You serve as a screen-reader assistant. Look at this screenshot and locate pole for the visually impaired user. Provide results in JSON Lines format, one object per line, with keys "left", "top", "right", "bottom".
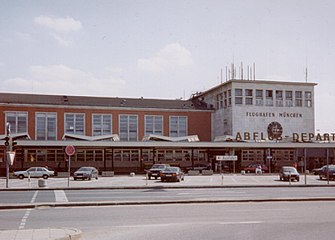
{"left": 68, "top": 155, "right": 71, "bottom": 188}
{"left": 6, "top": 151, "right": 9, "bottom": 188}
{"left": 326, "top": 148, "right": 329, "bottom": 185}
{"left": 5, "top": 122, "right": 11, "bottom": 189}
{"left": 304, "top": 148, "right": 307, "bottom": 185}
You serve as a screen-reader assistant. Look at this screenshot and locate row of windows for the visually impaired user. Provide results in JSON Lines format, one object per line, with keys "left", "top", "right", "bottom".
{"left": 12, "top": 148, "right": 207, "bottom": 163}
{"left": 5, "top": 112, "right": 188, "bottom": 141}
{"left": 216, "top": 89, "right": 313, "bottom": 108}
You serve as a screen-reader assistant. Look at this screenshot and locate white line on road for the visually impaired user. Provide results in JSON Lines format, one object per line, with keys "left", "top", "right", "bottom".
{"left": 19, "top": 191, "right": 38, "bottom": 229}
{"left": 219, "top": 221, "right": 263, "bottom": 225}
{"left": 54, "top": 190, "right": 69, "bottom": 202}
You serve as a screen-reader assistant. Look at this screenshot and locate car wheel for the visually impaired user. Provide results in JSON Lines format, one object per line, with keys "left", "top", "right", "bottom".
{"left": 96, "top": 177, "right": 98, "bottom": 180}
{"left": 19, "top": 174, "right": 24, "bottom": 179}
{"left": 296, "top": 178, "right": 300, "bottom": 182}
{"left": 74, "top": 178, "right": 77, "bottom": 181}
{"left": 155, "top": 176, "right": 158, "bottom": 180}
{"left": 319, "top": 176, "right": 323, "bottom": 180}
{"left": 43, "top": 175, "right": 48, "bottom": 179}
{"left": 88, "top": 177, "right": 91, "bottom": 180}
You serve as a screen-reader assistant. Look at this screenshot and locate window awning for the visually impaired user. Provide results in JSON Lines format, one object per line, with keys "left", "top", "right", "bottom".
{"left": 142, "top": 134, "right": 199, "bottom": 142}
{"left": 62, "top": 133, "right": 120, "bottom": 141}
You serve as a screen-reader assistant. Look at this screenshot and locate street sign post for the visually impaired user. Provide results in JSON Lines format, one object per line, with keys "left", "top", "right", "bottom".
{"left": 65, "top": 145, "right": 75, "bottom": 187}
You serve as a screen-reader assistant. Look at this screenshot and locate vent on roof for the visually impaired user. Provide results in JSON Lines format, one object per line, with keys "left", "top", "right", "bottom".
{"left": 120, "top": 99, "right": 126, "bottom": 106}
{"left": 63, "top": 96, "right": 69, "bottom": 103}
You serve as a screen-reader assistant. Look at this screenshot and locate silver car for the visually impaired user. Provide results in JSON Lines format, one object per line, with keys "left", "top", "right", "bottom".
{"left": 73, "top": 167, "right": 99, "bottom": 180}
{"left": 14, "top": 167, "right": 54, "bottom": 179}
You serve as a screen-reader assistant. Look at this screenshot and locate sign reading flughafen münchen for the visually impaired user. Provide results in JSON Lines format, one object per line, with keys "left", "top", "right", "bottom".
{"left": 246, "top": 111, "right": 303, "bottom": 118}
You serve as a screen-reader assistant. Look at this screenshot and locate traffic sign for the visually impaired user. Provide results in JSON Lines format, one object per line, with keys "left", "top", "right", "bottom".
{"left": 65, "top": 145, "right": 75, "bottom": 156}
{"left": 7, "top": 151, "right": 15, "bottom": 165}
{"left": 216, "top": 155, "right": 238, "bottom": 161}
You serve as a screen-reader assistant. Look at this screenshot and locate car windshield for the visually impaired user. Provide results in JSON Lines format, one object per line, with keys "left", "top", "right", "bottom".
{"left": 283, "top": 167, "right": 297, "bottom": 173}
{"left": 78, "top": 167, "right": 91, "bottom": 171}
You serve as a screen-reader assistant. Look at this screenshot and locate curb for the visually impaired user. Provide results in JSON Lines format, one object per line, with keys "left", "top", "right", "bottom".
{"left": 1, "top": 184, "right": 335, "bottom": 192}
{"left": 0, "top": 228, "right": 82, "bottom": 240}
{"left": 1, "top": 197, "right": 335, "bottom": 210}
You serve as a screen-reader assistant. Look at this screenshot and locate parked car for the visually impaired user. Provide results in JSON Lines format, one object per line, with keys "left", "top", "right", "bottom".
{"left": 14, "top": 167, "right": 54, "bottom": 179}
{"left": 146, "top": 164, "right": 170, "bottom": 179}
{"left": 318, "top": 165, "right": 335, "bottom": 180}
{"left": 244, "top": 164, "right": 268, "bottom": 173}
{"left": 186, "top": 164, "right": 211, "bottom": 173}
{"left": 279, "top": 166, "right": 300, "bottom": 181}
{"left": 160, "top": 167, "right": 185, "bottom": 182}
{"left": 312, "top": 165, "right": 335, "bottom": 175}
{"left": 73, "top": 167, "right": 99, "bottom": 180}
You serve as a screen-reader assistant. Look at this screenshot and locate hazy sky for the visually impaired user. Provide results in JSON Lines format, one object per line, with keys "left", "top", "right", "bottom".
{"left": 1, "top": 0, "right": 334, "bottom": 132}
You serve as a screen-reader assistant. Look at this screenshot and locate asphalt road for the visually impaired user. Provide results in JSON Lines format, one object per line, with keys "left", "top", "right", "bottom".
{"left": 1, "top": 187, "right": 335, "bottom": 208}
{"left": 1, "top": 201, "right": 335, "bottom": 240}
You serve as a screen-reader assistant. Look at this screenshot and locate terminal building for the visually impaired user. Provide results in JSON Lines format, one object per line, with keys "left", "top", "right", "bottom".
{"left": 1, "top": 79, "right": 334, "bottom": 175}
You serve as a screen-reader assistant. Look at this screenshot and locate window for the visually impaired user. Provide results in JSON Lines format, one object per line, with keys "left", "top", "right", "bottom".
{"left": 265, "top": 90, "right": 273, "bottom": 106}
{"left": 276, "top": 90, "right": 283, "bottom": 107}
{"left": 224, "top": 91, "right": 227, "bottom": 107}
{"left": 145, "top": 115, "right": 163, "bottom": 136}
{"left": 285, "top": 91, "right": 293, "bottom": 107}
{"left": 305, "top": 91, "right": 312, "bottom": 107}
{"left": 92, "top": 114, "right": 112, "bottom": 136}
{"left": 169, "top": 116, "right": 187, "bottom": 137}
{"left": 36, "top": 113, "right": 57, "bottom": 140}
{"left": 216, "top": 93, "right": 224, "bottom": 109}
{"left": 235, "top": 88, "right": 243, "bottom": 105}
{"left": 295, "top": 91, "right": 302, "bottom": 107}
{"left": 65, "top": 113, "right": 85, "bottom": 135}
{"left": 245, "top": 89, "right": 253, "bottom": 105}
{"left": 255, "top": 90, "right": 263, "bottom": 106}
{"left": 5, "top": 112, "right": 28, "bottom": 134}
{"left": 228, "top": 90, "right": 232, "bottom": 106}
{"left": 119, "top": 115, "right": 138, "bottom": 141}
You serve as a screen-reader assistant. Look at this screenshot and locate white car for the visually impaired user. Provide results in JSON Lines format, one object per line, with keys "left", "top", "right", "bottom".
{"left": 14, "top": 167, "right": 54, "bottom": 179}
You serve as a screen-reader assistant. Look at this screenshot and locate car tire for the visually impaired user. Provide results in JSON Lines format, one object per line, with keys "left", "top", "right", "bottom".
{"left": 155, "top": 177, "right": 158, "bottom": 180}
{"left": 19, "top": 175, "right": 24, "bottom": 180}
{"left": 88, "top": 177, "right": 91, "bottom": 180}
{"left": 74, "top": 178, "right": 77, "bottom": 181}
{"left": 43, "top": 175, "right": 48, "bottom": 179}
{"left": 96, "top": 177, "right": 98, "bottom": 180}
{"left": 296, "top": 178, "right": 300, "bottom": 182}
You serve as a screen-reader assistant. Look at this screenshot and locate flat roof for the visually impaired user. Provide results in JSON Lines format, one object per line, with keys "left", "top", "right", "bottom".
{"left": 0, "top": 92, "right": 213, "bottom": 111}
{"left": 192, "top": 79, "right": 318, "bottom": 98}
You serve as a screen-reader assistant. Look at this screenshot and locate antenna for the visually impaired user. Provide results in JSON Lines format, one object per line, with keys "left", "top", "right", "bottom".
{"left": 305, "top": 67, "right": 308, "bottom": 83}
{"left": 220, "top": 68, "right": 223, "bottom": 84}
{"left": 253, "top": 62, "right": 256, "bottom": 80}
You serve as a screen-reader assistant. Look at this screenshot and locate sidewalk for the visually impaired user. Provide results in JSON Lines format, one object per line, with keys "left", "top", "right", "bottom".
{"left": 1, "top": 173, "right": 334, "bottom": 190}
{"left": 0, "top": 228, "right": 82, "bottom": 240}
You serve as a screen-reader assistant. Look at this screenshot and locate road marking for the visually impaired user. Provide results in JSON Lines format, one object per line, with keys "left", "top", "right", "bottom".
{"left": 19, "top": 191, "right": 38, "bottom": 229}
{"left": 219, "top": 221, "right": 263, "bottom": 225}
{"left": 30, "top": 190, "right": 38, "bottom": 203}
{"left": 54, "top": 190, "right": 68, "bottom": 202}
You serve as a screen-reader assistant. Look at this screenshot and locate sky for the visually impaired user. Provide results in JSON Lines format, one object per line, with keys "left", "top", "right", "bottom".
{"left": 1, "top": 0, "right": 335, "bottom": 133}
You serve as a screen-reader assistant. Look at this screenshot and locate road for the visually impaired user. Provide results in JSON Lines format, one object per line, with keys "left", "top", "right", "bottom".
{"left": 1, "top": 201, "right": 334, "bottom": 240}
{"left": 1, "top": 187, "right": 335, "bottom": 208}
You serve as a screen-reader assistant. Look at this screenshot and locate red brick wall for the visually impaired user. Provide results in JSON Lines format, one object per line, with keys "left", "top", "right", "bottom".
{"left": 1, "top": 105, "right": 212, "bottom": 141}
